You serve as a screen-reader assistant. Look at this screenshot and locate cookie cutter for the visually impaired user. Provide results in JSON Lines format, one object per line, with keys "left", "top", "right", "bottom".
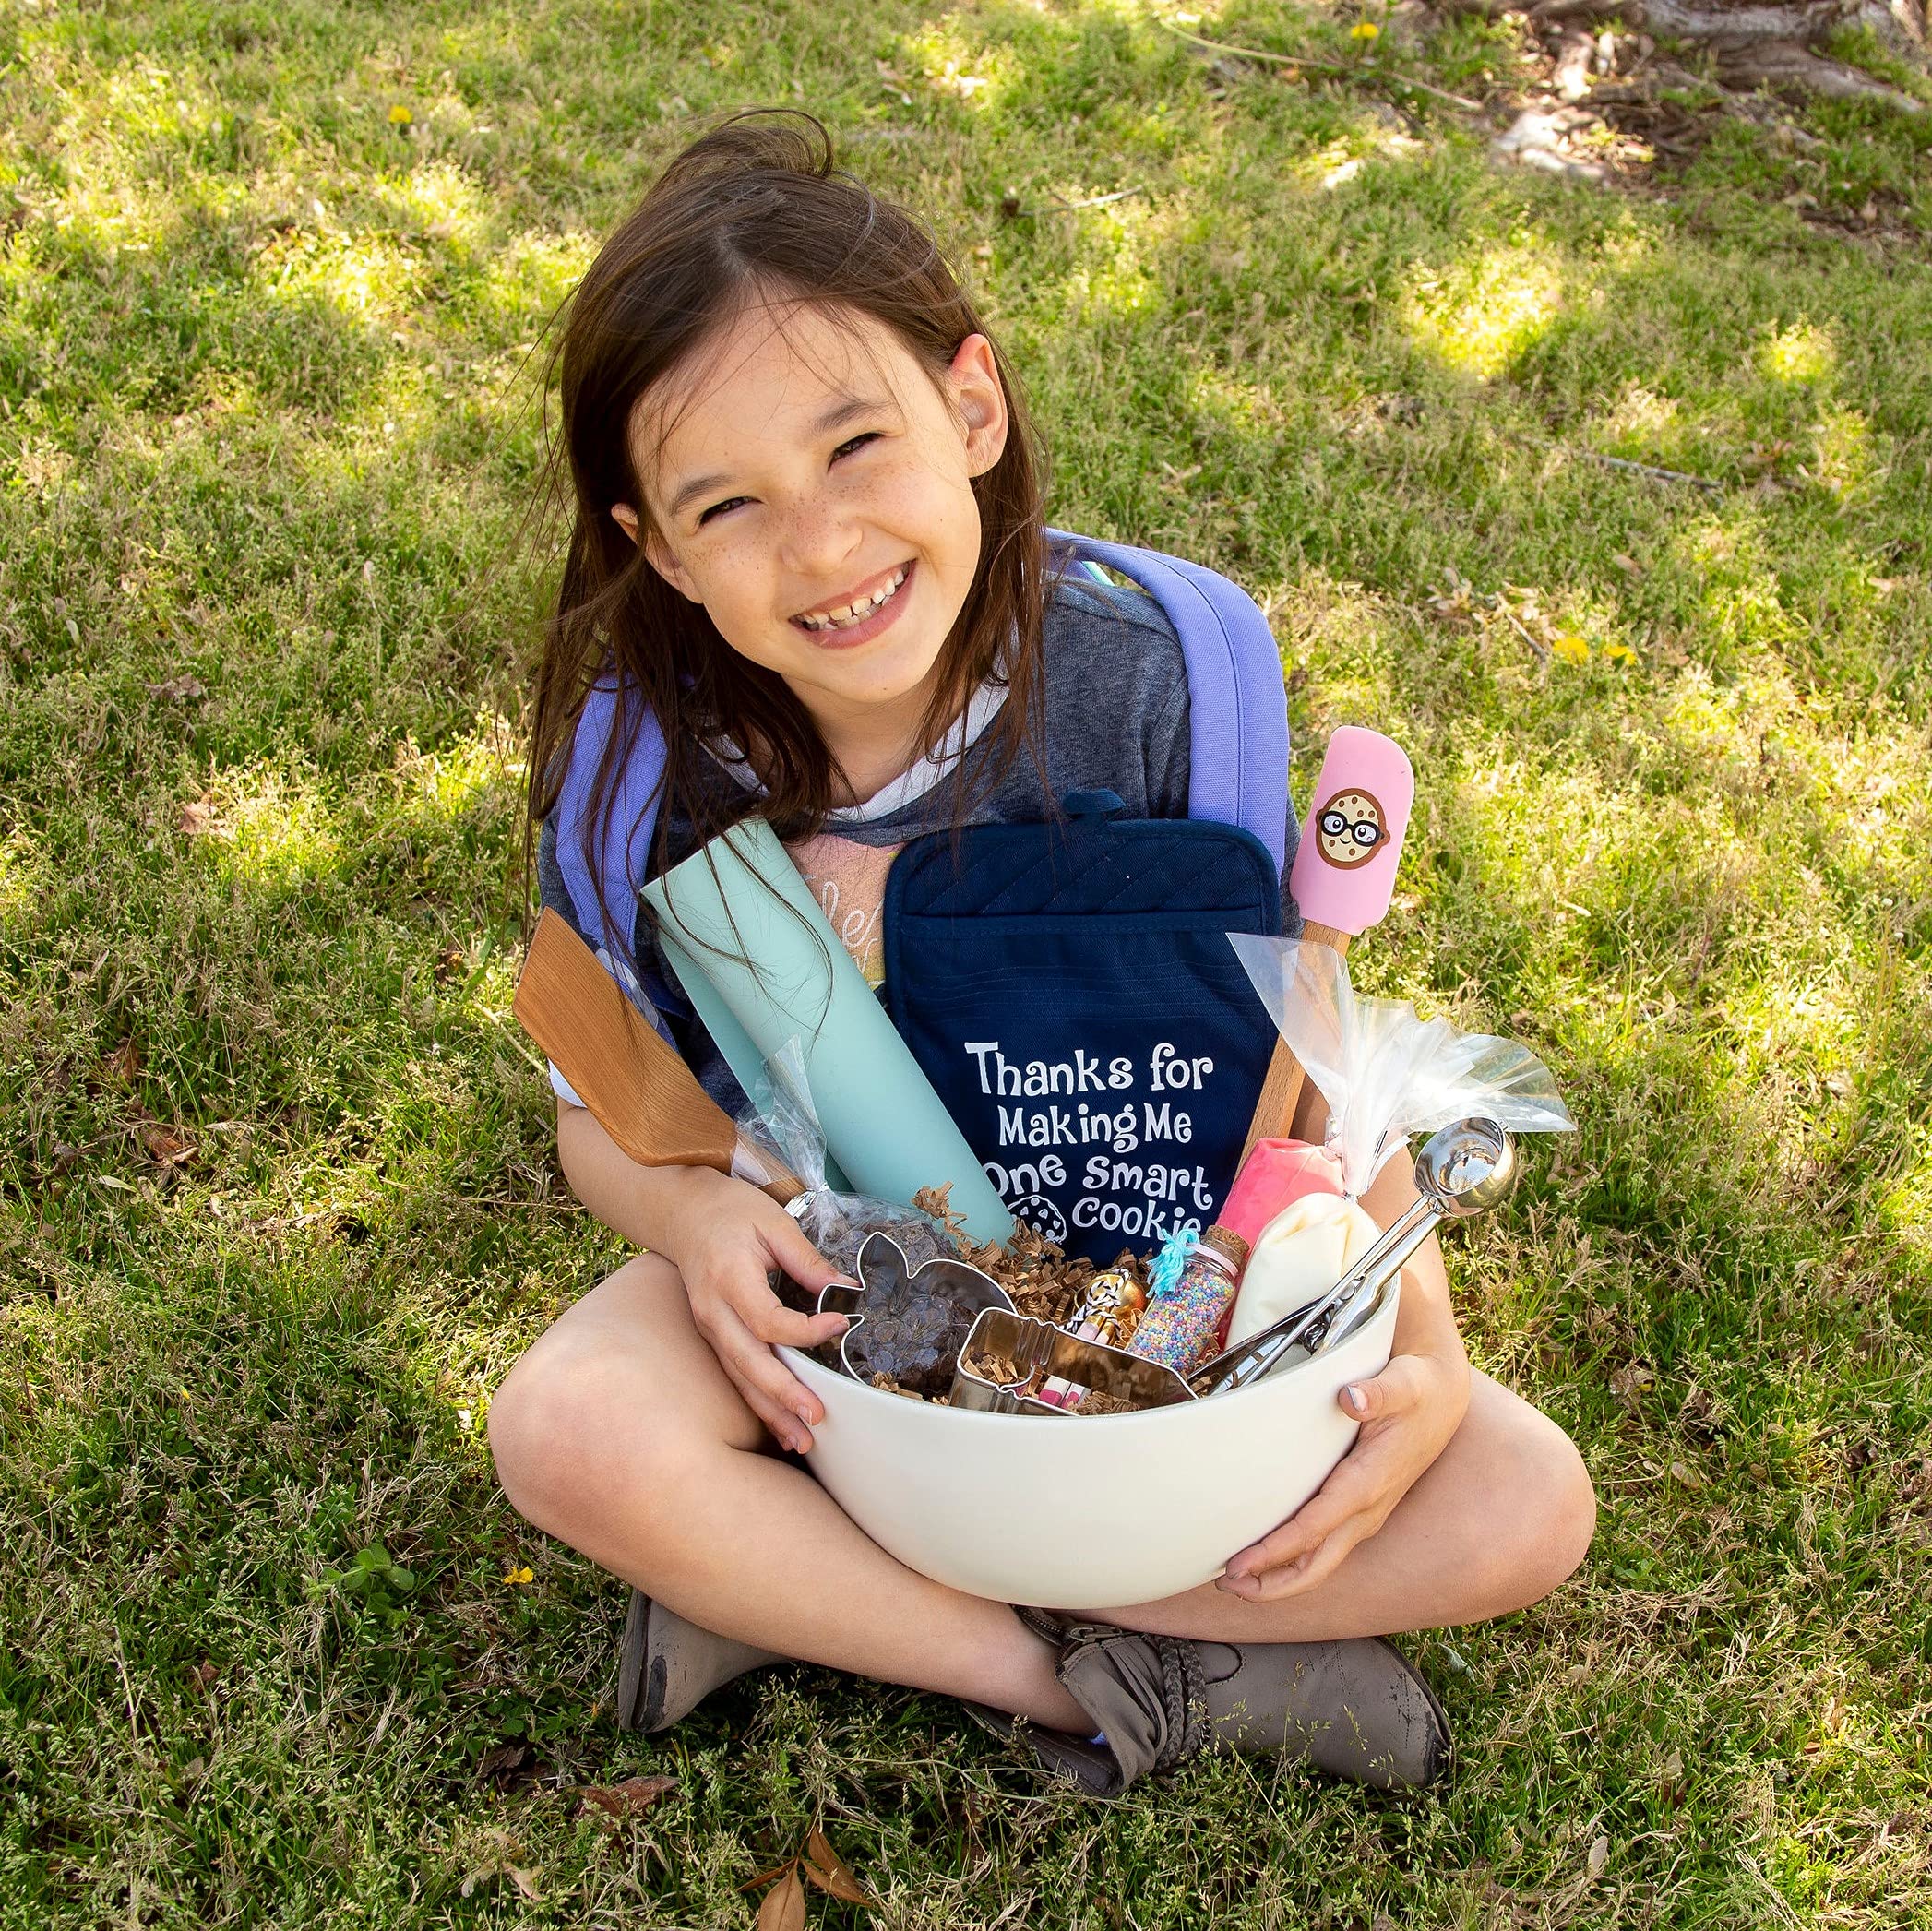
{"left": 949, "top": 1308, "right": 1198, "bottom": 1416}
{"left": 817, "top": 1231, "right": 1016, "bottom": 1396}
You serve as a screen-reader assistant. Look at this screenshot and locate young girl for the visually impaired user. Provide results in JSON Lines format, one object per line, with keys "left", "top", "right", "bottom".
{"left": 491, "top": 113, "right": 1595, "bottom": 1797}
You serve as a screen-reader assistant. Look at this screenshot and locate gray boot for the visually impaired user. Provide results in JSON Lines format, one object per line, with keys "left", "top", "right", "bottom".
{"left": 615, "top": 1589, "right": 787, "bottom": 1733}
{"left": 965, "top": 1608, "right": 1451, "bottom": 1795}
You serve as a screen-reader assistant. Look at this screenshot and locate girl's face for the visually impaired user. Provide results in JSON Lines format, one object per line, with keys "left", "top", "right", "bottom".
{"left": 614, "top": 301, "right": 1009, "bottom": 756}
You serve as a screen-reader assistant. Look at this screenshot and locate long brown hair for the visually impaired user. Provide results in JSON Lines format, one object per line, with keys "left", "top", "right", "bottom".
{"left": 525, "top": 110, "right": 1049, "bottom": 976}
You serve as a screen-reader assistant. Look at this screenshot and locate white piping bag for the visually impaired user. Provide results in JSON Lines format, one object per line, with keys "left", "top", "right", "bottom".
{"left": 1226, "top": 936, "right": 1574, "bottom": 1197}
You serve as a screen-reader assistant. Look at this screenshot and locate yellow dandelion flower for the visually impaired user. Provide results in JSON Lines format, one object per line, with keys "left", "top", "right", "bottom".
{"left": 1350, "top": 21, "right": 1382, "bottom": 42}
{"left": 1604, "top": 641, "right": 1639, "bottom": 665}
{"left": 388, "top": 103, "right": 414, "bottom": 125}
{"left": 501, "top": 1565, "right": 534, "bottom": 1585}
{"left": 1549, "top": 633, "right": 1591, "bottom": 665}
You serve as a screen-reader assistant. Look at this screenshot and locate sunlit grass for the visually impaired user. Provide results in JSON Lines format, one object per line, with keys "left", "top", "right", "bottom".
{"left": 204, "top": 766, "right": 347, "bottom": 888}
{"left": 472, "top": 227, "right": 594, "bottom": 328}
{"left": 0, "top": 828, "right": 46, "bottom": 933}
{"left": 1880, "top": 1157, "right": 1932, "bottom": 1265}
{"left": 1402, "top": 242, "right": 1565, "bottom": 381}
{"left": 1809, "top": 405, "right": 1883, "bottom": 500}
{"left": 391, "top": 710, "right": 526, "bottom": 836}
{"left": 248, "top": 224, "right": 432, "bottom": 323}
{"left": 364, "top": 158, "right": 494, "bottom": 249}
{"left": 1598, "top": 379, "right": 1680, "bottom": 446}
{"left": 1759, "top": 317, "right": 1838, "bottom": 386}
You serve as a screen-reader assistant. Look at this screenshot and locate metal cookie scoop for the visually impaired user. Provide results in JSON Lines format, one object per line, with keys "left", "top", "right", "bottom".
{"left": 1194, "top": 1117, "right": 1519, "bottom": 1396}
{"left": 817, "top": 1232, "right": 1017, "bottom": 1397}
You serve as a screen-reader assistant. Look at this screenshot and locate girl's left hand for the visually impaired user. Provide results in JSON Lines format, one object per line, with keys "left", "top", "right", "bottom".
{"left": 1216, "top": 1351, "right": 1469, "bottom": 1603}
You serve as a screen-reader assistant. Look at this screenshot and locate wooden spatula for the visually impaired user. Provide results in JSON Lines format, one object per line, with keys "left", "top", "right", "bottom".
{"left": 513, "top": 908, "right": 805, "bottom": 1203}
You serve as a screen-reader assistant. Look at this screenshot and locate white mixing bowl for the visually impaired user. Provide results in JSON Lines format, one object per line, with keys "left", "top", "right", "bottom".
{"left": 781, "top": 1282, "right": 1399, "bottom": 1611}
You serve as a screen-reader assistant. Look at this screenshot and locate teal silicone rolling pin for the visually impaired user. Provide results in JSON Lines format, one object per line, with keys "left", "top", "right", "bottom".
{"left": 653, "top": 925, "right": 853, "bottom": 1197}
{"left": 642, "top": 820, "right": 1016, "bottom": 1246}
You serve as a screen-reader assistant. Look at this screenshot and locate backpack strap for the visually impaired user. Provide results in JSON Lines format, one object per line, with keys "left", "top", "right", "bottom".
{"left": 553, "top": 676, "right": 674, "bottom": 1039}
{"left": 1045, "top": 528, "right": 1291, "bottom": 876}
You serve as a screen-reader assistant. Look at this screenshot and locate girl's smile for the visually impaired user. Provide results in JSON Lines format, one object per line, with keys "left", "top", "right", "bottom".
{"left": 609, "top": 300, "right": 1009, "bottom": 788}
{"left": 791, "top": 557, "right": 914, "bottom": 640}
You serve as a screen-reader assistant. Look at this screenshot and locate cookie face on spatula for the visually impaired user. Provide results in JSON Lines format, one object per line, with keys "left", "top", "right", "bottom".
{"left": 817, "top": 1233, "right": 1017, "bottom": 1397}
{"left": 1289, "top": 726, "right": 1414, "bottom": 941}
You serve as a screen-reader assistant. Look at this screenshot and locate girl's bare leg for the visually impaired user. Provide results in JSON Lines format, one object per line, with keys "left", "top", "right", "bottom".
{"left": 1093, "top": 1369, "right": 1596, "bottom": 1641}
{"left": 488, "top": 1252, "right": 1091, "bottom": 1733}
{"left": 490, "top": 1258, "right": 1592, "bottom": 1723}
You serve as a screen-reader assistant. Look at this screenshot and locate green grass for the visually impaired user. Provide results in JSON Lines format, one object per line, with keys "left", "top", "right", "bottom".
{"left": 3, "top": 0, "right": 1929, "bottom": 1924}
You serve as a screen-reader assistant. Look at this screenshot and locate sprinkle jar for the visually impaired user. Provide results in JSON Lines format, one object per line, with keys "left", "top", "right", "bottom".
{"left": 1127, "top": 1227, "right": 1250, "bottom": 1377}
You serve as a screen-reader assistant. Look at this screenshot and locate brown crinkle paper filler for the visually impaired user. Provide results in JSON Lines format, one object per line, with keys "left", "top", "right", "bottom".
{"left": 958, "top": 1343, "right": 1024, "bottom": 1388}
{"left": 1069, "top": 1389, "right": 1138, "bottom": 1417}
{"left": 869, "top": 1373, "right": 936, "bottom": 1403}
{"left": 912, "top": 1185, "right": 1146, "bottom": 1328}
{"left": 953, "top": 1343, "right": 1139, "bottom": 1416}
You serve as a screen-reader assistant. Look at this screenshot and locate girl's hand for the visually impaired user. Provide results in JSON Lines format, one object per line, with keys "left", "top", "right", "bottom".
{"left": 1216, "top": 1347, "right": 1470, "bottom": 1603}
{"left": 664, "top": 1171, "right": 853, "bottom": 1455}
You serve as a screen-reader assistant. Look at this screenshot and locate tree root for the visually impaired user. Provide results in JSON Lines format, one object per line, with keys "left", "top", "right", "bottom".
{"left": 1711, "top": 36, "right": 1927, "bottom": 107}
{"left": 1456, "top": 0, "right": 1929, "bottom": 111}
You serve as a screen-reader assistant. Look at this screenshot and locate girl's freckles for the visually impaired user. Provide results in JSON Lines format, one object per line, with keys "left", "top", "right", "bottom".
{"left": 634, "top": 304, "right": 987, "bottom": 744}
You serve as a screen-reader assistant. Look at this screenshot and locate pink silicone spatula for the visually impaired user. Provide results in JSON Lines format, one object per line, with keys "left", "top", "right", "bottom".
{"left": 1238, "top": 727, "right": 1414, "bottom": 1163}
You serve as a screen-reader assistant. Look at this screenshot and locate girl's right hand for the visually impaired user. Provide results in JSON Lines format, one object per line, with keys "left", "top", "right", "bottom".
{"left": 664, "top": 1169, "right": 853, "bottom": 1454}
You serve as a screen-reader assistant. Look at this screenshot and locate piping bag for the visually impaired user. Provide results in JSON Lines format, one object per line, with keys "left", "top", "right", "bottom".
{"left": 1238, "top": 728, "right": 1413, "bottom": 1163}
{"left": 1222, "top": 939, "right": 1574, "bottom": 1345}
{"left": 1216, "top": 1138, "right": 1344, "bottom": 1249}
{"left": 644, "top": 819, "right": 1015, "bottom": 1245}
{"left": 1226, "top": 936, "right": 1574, "bottom": 1197}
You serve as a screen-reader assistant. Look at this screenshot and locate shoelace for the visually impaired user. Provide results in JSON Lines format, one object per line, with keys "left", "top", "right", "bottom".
{"left": 1149, "top": 1632, "right": 1210, "bottom": 1771}
{"left": 1019, "top": 1608, "right": 1210, "bottom": 1774}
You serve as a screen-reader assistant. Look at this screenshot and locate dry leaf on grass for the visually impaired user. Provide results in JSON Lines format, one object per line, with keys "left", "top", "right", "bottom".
{"left": 179, "top": 800, "right": 215, "bottom": 836}
{"left": 140, "top": 1123, "right": 197, "bottom": 1167}
{"left": 146, "top": 673, "right": 207, "bottom": 702}
{"left": 803, "top": 1827, "right": 878, "bottom": 1908}
{"left": 1610, "top": 1362, "right": 1653, "bottom": 1407}
{"left": 744, "top": 1823, "right": 879, "bottom": 1923}
{"left": 577, "top": 1774, "right": 677, "bottom": 1820}
{"left": 101, "top": 1039, "right": 142, "bottom": 1082}
{"left": 475, "top": 1741, "right": 529, "bottom": 1782}
{"left": 757, "top": 1865, "right": 806, "bottom": 1931}
{"left": 459, "top": 1865, "right": 539, "bottom": 1901}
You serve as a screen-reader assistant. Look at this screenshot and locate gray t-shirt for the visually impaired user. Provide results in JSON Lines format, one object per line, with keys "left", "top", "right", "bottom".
{"left": 539, "top": 576, "right": 1301, "bottom": 1115}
